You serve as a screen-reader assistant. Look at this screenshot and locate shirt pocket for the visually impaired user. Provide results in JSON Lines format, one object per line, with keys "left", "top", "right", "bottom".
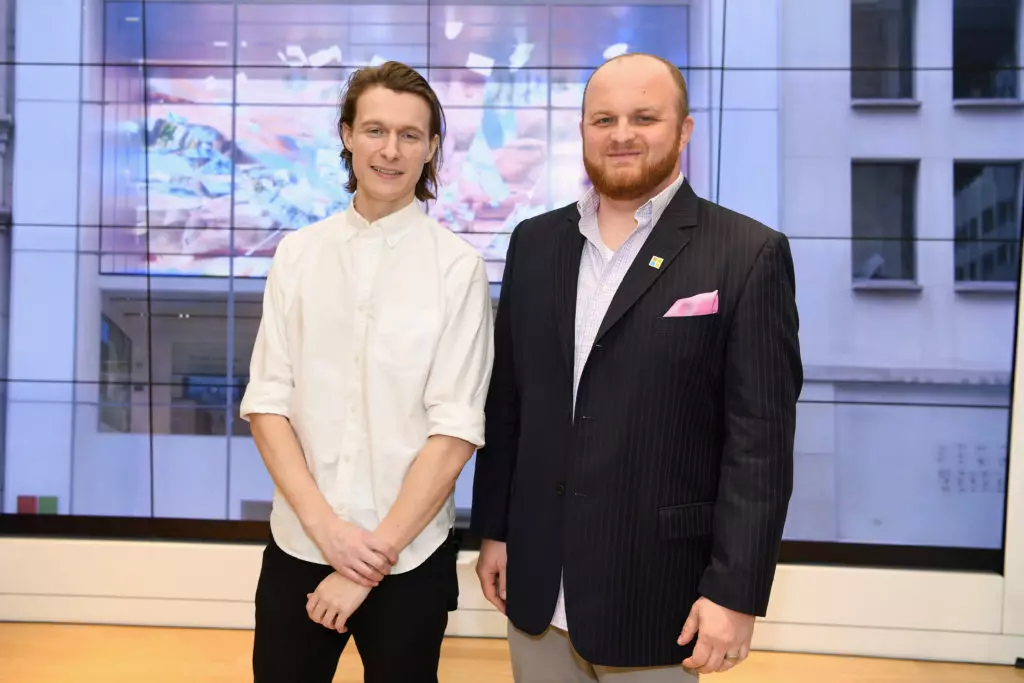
{"left": 371, "top": 306, "right": 440, "bottom": 375}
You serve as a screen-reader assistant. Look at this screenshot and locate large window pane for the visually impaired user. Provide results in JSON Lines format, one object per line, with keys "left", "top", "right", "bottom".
{"left": 953, "top": 0, "right": 1020, "bottom": 99}
{"left": 954, "top": 163, "right": 1022, "bottom": 283}
{"left": 851, "top": 162, "right": 917, "bottom": 282}
{"left": 850, "top": 0, "right": 915, "bottom": 99}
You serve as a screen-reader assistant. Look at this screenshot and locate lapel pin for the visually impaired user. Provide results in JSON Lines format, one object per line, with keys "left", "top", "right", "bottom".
{"left": 649, "top": 256, "right": 664, "bottom": 270}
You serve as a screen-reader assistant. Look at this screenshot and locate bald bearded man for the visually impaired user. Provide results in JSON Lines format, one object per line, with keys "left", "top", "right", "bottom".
{"left": 471, "top": 53, "right": 803, "bottom": 681}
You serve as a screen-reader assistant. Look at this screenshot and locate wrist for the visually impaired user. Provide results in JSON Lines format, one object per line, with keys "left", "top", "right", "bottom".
{"left": 301, "top": 503, "right": 340, "bottom": 542}
{"left": 373, "top": 519, "right": 407, "bottom": 555}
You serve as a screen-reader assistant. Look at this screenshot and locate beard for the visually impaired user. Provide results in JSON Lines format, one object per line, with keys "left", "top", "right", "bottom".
{"left": 583, "top": 140, "right": 680, "bottom": 202}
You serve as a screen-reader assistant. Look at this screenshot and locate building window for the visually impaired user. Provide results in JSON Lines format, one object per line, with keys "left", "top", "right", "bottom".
{"left": 851, "top": 0, "right": 915, "bottom": 99}
{"left": 852, "top": 162, "right": 918, "bottom": 282}
{"left": 954, "top": 163, "right": 1023, "bottom": 283}
{"left": 953, "top": 0, "right": 1020, "bottom": 99}
{"left": 99, "top": 314, "right": 133, "bottom": 433}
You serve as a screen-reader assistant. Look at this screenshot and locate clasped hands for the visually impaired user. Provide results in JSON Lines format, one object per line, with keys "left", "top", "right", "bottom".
{"left": 304, "top": 517, "right": 398, "bottom": 632}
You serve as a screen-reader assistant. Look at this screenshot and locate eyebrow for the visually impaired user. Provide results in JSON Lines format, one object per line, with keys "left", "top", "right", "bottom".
{"left": 588, "top": 107, "right": 663, "bottom": 118}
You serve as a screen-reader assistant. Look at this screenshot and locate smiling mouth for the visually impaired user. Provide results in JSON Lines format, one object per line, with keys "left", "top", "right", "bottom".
{"left": 372, "top": 166, "right": 402, "bottom": 177}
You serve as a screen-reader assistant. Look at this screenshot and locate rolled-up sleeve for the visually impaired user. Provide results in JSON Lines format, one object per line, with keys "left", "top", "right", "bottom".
{"left": 239, "top": 245, "right": 294, "bottom": 422}
{"left": 423, "top": 253, "right": 495, "bottom": 448}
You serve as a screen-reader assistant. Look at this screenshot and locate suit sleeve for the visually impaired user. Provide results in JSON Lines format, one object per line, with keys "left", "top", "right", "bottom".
{"left": 469, "top": 225, "right": 523, "bottom": 542}
{"left": 698, "top": 232, "right": 803, "bottom": 616}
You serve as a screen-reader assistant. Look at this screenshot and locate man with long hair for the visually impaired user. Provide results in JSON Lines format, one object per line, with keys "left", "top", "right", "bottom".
{"left": 241, "top": 61, "right": 493, "bottom": 682}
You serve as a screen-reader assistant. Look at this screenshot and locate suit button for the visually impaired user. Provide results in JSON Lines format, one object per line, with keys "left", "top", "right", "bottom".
{"left": 555, "top": 484, "right": 565, "bottom": 496}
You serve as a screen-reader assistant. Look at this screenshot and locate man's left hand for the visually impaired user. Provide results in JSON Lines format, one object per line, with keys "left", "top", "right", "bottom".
{"left": 678, "top": 596, "right": 755, "bottom": 674}
{"left": 305, "top": 572, "right": 372, "bottom": 633}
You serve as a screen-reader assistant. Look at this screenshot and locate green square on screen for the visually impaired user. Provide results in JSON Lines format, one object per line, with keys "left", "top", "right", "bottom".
{"left": 38, "top": 496, "right": 58, "bottom": 514}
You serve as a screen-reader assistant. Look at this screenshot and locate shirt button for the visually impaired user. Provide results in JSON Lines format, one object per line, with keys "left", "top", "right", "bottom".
{"left": 555, "top": 484, "right": 565, "bottom": 496}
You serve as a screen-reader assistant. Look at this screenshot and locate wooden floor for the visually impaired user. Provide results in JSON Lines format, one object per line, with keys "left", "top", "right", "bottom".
{"left": 1, "top": 622, "right": 1022, "bottom": 682}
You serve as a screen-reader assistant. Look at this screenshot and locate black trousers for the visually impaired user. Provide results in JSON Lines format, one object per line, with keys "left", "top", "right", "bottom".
{"left": 252, "top": 530, "right": 459, "bottom": 683}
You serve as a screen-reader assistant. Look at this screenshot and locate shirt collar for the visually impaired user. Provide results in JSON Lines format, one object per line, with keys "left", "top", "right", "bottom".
{"left": 339, "top": 195, "right": 423, "bottom": 247}
{"left": 576, "top": 172, "right": 686, "bottom": 244}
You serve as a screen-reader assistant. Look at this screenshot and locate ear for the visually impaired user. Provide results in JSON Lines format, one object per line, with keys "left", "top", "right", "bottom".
{"left": 677, "top": 115, "right": 695, "bottom": 152}
{"left": 341, "top": 122, "right": 354, "bottom": 154}
{"left": 426, "top": 133, "right": 439, "bottom": 164}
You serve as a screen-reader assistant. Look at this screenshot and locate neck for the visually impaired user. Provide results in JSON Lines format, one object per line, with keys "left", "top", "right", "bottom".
{"left": 353, "top": 192, "right": 416, "bottom": 223}
{"left": 595, "top": 171, "right": 680, "bottom": 251}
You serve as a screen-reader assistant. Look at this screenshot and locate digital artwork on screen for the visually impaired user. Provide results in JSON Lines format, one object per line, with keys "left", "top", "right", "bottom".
{"left": 99, "top": 2, "right": 689, "bottom": 281}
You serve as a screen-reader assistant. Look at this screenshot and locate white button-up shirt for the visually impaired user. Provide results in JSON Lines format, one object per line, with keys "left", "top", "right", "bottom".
{"left": 551, "top": 172, "right": 685, "bottom": 631}
{"left": 240, "top": 198, "right": 494, "bottom": 574}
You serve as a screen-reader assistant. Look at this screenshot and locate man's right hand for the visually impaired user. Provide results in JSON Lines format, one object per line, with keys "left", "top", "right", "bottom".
{"left": 310, "top": 516, "right": 398, "bottom": 587}
{"left": 476, "top": 539, "right": 508, "bottom": 614}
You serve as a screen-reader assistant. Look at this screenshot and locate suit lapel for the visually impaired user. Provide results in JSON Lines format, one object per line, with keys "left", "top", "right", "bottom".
{"left": 594, "top": 181, "right": 700, "bottom": 344}
{"left": 556, "top": 208, "right": 585, "bottom": 377}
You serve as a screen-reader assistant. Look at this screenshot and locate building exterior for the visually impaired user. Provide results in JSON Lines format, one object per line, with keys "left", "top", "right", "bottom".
{"left": 776, "top": 0, "right": 1023, "bottom": 549}
{"left": 2, "top": 0, "right": 1021, "bottom": 554}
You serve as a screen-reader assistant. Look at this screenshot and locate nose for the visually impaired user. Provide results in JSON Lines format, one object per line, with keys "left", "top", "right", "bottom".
{"left": 610, "top": 120, "right": 635, "bottom": 144}
{"left": 380, "top": 132, "right": 400, "bottom": 160}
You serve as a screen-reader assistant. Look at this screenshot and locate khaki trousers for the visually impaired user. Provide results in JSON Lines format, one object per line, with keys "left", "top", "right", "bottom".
{"left": 507, "top": 622, "right": 699, "bottom": 683}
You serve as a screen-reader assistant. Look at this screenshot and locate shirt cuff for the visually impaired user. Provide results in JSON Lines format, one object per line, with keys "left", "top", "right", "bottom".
{"left": 239, "top": 382, "right": 292, "bottom": 422}
{"left": 426, "top": 402, "right": 485, "bottom": 448}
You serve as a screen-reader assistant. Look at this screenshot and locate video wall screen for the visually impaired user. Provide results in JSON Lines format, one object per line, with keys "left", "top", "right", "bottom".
{"left": 4, "top": 1, "right": 1018, "bottom": 573}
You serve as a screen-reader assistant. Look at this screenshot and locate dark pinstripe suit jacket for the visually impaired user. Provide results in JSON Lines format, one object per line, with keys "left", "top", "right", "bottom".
{"left": 471, "top": 179, "right": 803, "bottom": 667}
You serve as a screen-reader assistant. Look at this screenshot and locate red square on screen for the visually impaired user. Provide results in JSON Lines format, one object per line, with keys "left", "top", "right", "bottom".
{"left": 17, "top": 495, "right": 38, "bottom": 514}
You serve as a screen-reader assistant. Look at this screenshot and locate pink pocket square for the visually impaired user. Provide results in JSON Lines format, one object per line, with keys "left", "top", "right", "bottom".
{"left": 664, "top": 290, "right": 719, "bottom": 317}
